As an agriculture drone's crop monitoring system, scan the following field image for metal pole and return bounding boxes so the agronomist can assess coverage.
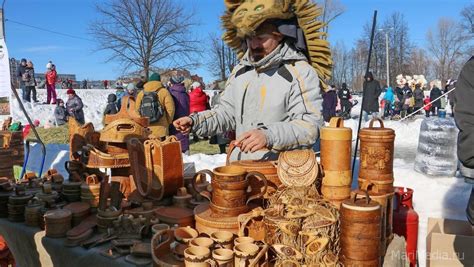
[385,32,389,87]
[352,10,377,180]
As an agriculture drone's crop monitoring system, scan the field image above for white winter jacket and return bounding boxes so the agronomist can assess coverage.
[190,42,323,160]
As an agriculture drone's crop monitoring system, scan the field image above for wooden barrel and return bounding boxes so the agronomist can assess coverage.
[359,118,395,183]
[352,190,394,258]
[24,199,42,227]
[44,209,72,238]
[321,117,352,208]
[341,191,382,266]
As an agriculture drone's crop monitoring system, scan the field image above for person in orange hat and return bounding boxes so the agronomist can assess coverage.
[65,89,85,124]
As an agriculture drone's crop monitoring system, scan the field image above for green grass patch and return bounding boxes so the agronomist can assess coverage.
[26,126,221,155]
[27,124,69,144]
[189,139,221,155]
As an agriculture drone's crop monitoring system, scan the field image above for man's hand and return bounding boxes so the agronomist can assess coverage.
[235,129,267,153]
[173,117,193,134]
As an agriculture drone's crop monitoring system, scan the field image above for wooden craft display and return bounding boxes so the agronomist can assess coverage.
[340,191,382,266]
[68,118,97,160]
[320,117,353,208]
[64,202,91,227]
[81,175,101,208]
[127,136,184,200]
[153,206,194,227]
[62,181,82,202]
[358,118,395,194]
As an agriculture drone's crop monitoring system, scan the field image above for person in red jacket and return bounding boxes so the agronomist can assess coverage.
[423,96,432,118]
[189,81,208,113]
[189,81,209,142]
[44,64,58,104]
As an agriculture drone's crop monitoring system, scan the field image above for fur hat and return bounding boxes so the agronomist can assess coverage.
[222,0,331,91]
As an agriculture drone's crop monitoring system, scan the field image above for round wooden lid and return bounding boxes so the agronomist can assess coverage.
[64,202,90,215]
[359,118,395,137]
[321,117,352,140]
[342,191,380,211]
[44,209,72,220]
[154,207,193,224]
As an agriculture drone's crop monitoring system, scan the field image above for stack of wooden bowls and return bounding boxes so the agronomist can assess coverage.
[8,188,33,222]
[44,209,72,238]
[64,202,91,227]
[81,175,100,209]
[24,198,43,227]
[62,181,82,202]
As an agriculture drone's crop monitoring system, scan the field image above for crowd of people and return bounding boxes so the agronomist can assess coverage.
[321,72,457,123]
[98,72,226,155]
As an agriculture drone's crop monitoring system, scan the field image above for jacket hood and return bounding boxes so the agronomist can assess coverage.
[169,83,186,94]
[191,87,205,96]
[107,94,117,103]
[143,81,164,92]
[240,41,307,70]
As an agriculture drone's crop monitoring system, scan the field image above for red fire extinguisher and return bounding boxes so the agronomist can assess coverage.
[393,187,419,267]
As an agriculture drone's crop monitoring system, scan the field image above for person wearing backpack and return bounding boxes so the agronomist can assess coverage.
[168,76,190,154]
[135,72,175,138]
[24,60,39,103]
[16,58,27,100]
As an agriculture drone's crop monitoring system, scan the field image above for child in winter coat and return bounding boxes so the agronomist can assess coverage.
[54,99,68,126]
[104,94,119,115]
[423,96,432,117]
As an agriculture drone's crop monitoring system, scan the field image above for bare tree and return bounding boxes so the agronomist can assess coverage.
[330,41,351,86]
[407,47,431,77]
[317,0,346,37]
[89,0,201,79]
[208,33,237,81]
[461,4,474,34]
[427,18,471,84]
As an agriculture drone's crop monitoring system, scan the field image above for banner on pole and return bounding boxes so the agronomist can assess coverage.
[0,38,11,115]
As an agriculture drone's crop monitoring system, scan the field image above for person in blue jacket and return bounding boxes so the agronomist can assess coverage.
[383,86,395,119]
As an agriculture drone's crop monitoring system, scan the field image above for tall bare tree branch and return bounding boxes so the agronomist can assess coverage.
[89,0,202,79]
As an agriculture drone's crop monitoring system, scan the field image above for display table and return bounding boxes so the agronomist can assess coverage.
[0,219,134,267]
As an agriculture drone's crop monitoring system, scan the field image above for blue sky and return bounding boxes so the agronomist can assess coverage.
[3,0,471,83]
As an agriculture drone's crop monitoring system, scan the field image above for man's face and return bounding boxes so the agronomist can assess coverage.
[246,24,283,62]
[21,61,26,66]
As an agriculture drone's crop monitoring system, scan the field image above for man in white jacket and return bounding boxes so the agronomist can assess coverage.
[174,0,332,160]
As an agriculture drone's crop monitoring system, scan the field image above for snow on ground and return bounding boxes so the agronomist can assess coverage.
[6,89,114,130]
[9,90,471,267]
